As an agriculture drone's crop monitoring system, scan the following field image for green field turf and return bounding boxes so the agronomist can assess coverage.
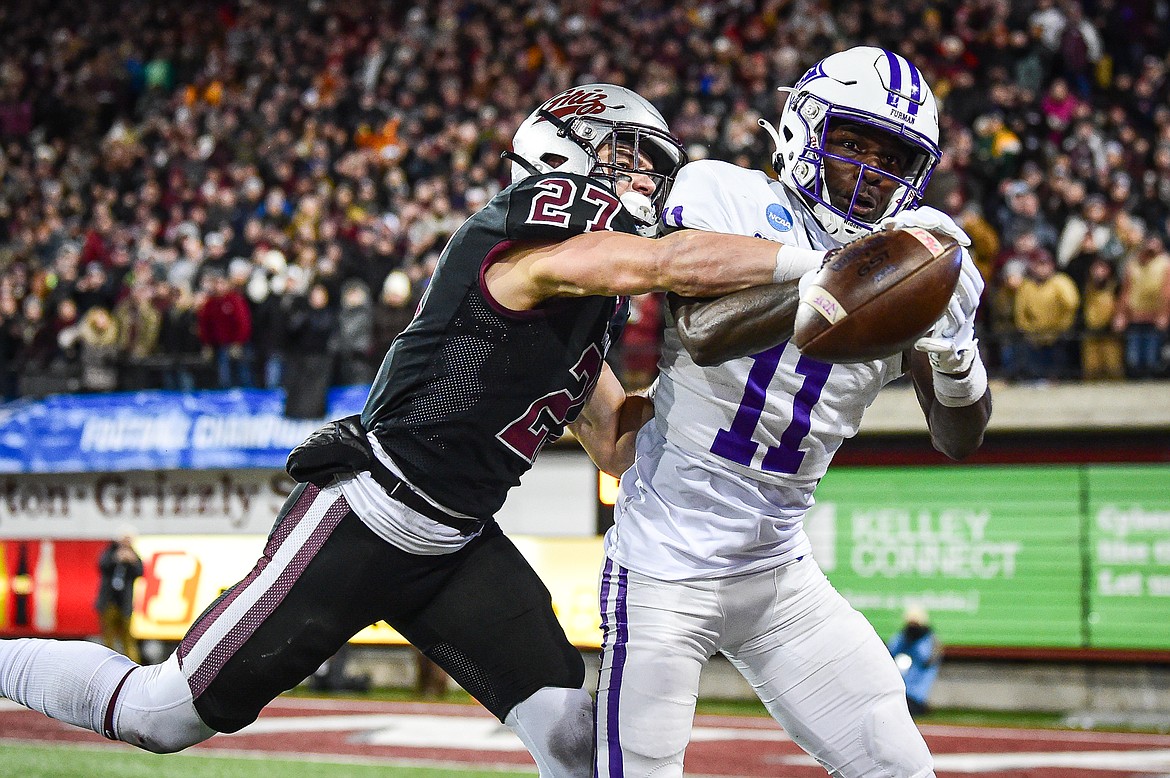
[0,743,534,778]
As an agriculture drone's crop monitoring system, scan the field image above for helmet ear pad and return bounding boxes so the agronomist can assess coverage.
[769,46,941,241]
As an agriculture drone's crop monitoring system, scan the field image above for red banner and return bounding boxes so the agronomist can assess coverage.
[0,539,108,638]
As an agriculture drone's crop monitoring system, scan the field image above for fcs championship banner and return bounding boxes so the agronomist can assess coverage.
[0,386,368,473]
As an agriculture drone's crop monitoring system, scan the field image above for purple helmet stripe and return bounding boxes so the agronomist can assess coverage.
[881,49,902,110]
[905,57,922,116]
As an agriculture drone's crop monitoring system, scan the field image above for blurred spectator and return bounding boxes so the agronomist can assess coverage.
[250,273,292,391]
[1056,195,1121,273]
[157,284,205,392]
[50,298,82,358]
[973,112,1021,181]
[1080,257,1125,381]
[17,294,54,363]
[73,263,118,314]
[1015,250,1081,382]
[95,530,143,663]
[887,606,942,718]
[1056,2,1103,98]
[113,282,162,390]
[0,294,21,401]
[1112,233,1170,379]
[77,307,120,393]
[335,278,376,386]
[283,283,336,419]
[998,184,1059,254]
[955,198,1000,289]
[988,261,1027,382]
[372,269,417,357]
[197,271,253,389]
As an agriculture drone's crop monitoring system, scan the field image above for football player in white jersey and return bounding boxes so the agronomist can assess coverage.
[595,47,992,778]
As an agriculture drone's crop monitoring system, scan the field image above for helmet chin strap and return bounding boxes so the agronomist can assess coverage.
[501,151,543,177]
[757,117,783,173]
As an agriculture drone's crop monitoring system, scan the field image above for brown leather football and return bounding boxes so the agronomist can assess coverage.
[792,227,962,363]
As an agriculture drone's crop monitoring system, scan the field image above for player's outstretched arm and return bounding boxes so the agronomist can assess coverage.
[907,349,991,460]
[905,246,991,459]
[669,280,801,366]
[569,361,653,477]
[485,230,820,311]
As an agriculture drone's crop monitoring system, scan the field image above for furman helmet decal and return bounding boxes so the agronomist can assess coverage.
[879,49,922,117]
[537,87,624,122]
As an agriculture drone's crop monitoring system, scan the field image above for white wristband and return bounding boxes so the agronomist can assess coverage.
[932,352,988,407]
[774,245,826,284]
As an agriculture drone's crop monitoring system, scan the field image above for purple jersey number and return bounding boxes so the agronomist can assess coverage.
[710,343,831,474]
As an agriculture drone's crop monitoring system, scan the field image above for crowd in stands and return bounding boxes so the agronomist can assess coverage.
[1,0,1169,410]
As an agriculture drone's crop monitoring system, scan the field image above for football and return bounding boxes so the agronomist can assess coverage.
[792,227,963,363]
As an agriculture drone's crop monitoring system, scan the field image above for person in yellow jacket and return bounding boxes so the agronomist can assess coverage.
[1014,250,1080,381]
[1112,232,1170,378]
[1080,257,1125,380]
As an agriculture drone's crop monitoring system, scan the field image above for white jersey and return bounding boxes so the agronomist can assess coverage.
[607,160,904,581]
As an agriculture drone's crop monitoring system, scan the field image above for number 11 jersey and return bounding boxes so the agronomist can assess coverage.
[607,160,904,581]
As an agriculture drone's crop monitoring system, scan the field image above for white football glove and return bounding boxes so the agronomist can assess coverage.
[915,247,984,373]
[879,205,972,248]
[797,265,819,299]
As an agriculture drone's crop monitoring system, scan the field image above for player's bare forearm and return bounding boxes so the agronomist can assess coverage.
[492,230,814,310]
[569,364,653,476]
[908,350,991,460]
[670,280,800,366]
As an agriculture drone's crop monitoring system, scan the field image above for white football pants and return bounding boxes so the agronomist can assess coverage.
[595,555,934,778]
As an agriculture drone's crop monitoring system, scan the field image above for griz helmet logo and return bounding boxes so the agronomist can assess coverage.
[536,87,625,122]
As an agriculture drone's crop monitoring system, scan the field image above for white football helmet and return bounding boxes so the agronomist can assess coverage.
[509,83,686,235]
[761,46,941,242]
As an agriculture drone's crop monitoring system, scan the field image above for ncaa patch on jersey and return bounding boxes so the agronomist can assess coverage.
[765,203,793,232]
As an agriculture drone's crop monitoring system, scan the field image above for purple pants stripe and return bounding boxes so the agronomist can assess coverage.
[600,558,629,778]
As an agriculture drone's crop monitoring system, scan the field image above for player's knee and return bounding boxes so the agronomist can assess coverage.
[596,690,691,773]
[861,695,934,777]
[547,688,593,769]
[124,710,212,754]
[506,686,594,777]
[114,657,216,754]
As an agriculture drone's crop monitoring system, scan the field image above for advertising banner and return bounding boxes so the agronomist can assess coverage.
[0,387,367,473]
[0,539,108,638]
[809,465,1085,648]
[1085,465,1170,649]
[129,534,607,648]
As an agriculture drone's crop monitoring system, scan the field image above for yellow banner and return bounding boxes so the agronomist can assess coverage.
[131,534,605,648]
